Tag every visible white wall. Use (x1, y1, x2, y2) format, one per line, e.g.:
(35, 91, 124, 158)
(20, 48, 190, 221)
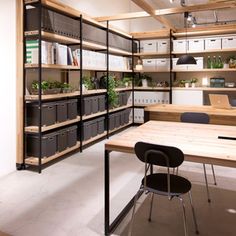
(0, 0, 16, 178)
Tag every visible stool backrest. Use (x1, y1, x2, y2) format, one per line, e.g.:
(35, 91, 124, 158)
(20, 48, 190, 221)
(180, 112, 209, 124)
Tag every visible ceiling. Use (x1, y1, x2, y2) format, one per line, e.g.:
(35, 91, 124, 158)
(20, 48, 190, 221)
(132, 0, 236, 29)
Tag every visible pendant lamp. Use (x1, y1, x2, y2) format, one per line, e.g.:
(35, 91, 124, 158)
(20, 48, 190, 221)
(135, 59, 143, 71)
(176, 12, 196, 65)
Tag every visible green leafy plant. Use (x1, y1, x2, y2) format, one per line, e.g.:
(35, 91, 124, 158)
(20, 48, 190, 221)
(191, 78, 198, 84)
(107, 75, 118, 108)
(82, 76, 94, 90)
(32, 80, 50, 90)
(61, 82, 71, 89)
(122, 77, 132, 87)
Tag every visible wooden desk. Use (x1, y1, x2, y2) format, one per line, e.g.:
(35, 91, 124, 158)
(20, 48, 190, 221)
(144, 104, 236, 126)
(104, 121, 236, 235)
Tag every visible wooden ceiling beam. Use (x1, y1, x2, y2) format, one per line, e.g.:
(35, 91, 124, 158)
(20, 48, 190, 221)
(131, 0, 175, 30)
(94, 1, 236, 22)
(130, 29, 171, 39)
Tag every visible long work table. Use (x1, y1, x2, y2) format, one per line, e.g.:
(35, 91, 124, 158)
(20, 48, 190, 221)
(144, 104, 236, 125)
(104, 121, 236, 235)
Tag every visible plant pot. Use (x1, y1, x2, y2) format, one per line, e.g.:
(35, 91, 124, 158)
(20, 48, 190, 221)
(185, 83, 190, 88)
(31, 88, 61, 95)
(191, 83, 196, 88)
(62, 88, 73, 93)
(142, 79, 148, 87)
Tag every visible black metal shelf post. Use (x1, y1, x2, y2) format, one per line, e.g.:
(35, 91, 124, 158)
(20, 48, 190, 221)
(106, 21, 110, 139)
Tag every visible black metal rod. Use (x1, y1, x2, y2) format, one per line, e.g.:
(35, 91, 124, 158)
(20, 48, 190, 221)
(131, 37, 135, 125)
(79, 15, 83, 152)
(104, 149, 110, 236)
(106, 21, 109, 139)
(38, 1, 43, 174)
(169, 30, 173, 104)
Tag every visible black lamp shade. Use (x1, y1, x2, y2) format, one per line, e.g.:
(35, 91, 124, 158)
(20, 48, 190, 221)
(176, 55, 197, 65)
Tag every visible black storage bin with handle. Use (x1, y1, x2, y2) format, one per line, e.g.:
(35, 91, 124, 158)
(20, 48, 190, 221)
(109, 113, 116, 131)
(26, 132, 57, 158)
(98, 95, 106, 112)
(83, 97, 92, 116)
(120, 111, 125, 126)
(67, 125, 77, 148)
(97, 117, 105, 134)
(91, 96, 99, 114)
(83, 121, 92, 141)
(27, 102, 57, 126)
(115, 112, 121, 128)
(67, 99, 78, 120)
(122, 92, 128, 106)
(57, 100, 68, 123)
(118, 93, 123, 106)
(57, 128, 68, 152)
(90, 119, 98, 137)
(124, 109, 131, 124)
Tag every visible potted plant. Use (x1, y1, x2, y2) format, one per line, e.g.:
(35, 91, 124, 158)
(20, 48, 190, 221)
(107, 75, 118, 108)
(227, 56, 236, 68)
(31, 80, 62, 95)
(122, 77, 132, 87)
(61, 82, 73, 93)
(190, 78, 198, 88)
(179, 80, 186, 87)
(82, 76, 95, 90)
(140, 74, 152, 87)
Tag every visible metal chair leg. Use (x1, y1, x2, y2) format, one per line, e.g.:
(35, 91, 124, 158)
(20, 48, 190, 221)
(203, 164, 211, 203)
(178, 196, 188, 236)
(188, 191, 199, 235)
(128, 189, 143, 236)
(176, 167, 179, 175)
(148, 192, 155, 222)
(211, 164, 217, 185)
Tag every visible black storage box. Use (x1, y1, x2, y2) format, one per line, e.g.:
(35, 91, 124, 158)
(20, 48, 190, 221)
(124, 109, 131, 124)
(90, 120, 98, 137)
(98, 95, 106, 112)
(122, 92, 128, 106)
(57, 100, 68, 123)
(57, 129, 67, 152)
(67, 99, 78, 120)
(27, 102, 57, 126)
(67, 125, 77, 148)
(91, 96, 99, 114)
(83, 121, 92, 141)
(115, 112, 121, 128)
(26, 132, 57, 158)
(97, 117, 105, 134)
(120, 111, 125, 126)
(83, 97, 92, 116)
(109, 114, 116, 131)
(118, 93, 123, 106)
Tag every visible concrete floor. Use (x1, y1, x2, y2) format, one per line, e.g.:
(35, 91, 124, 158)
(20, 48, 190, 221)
(0, 129, 235, 236)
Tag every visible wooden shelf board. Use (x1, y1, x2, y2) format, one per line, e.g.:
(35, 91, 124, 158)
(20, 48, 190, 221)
(82, 132, 107, 146)
(82, 89, 107, 95)
(134, 52, 169, 56)
(172, 48, 236, 54)
(109, 104, 132, 113)
(25, 64, 80, 70)
(82, 111, 107, 121)
(25, 31, 81, 44)
(172, 68, 236, 72)
(82, 66, 107, 71)
(25, 117, 80, 133)
(134, 104, 148, 107)
(25, 91, 80, 101)
(134, 69, 170, 73)
(25, 142, 80, 166)
(115, 87, 132, 92)
(83, 41, 107, 50)
(109, 68, 133, 72)
(109, 122, 132, 134)
(109, 47, 132, 56)
(134, 87, 170, 91)
(173, 87, 236, 91)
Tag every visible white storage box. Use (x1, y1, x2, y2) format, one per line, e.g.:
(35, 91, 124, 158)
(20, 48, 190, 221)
(157, 39, 170, 53)
(222, 36, 236, 49)
(143, 59, 156, 70)
(188, 39, 204, 52)
(134, 108, 144, 123)
(205, 37, 221, 50)
(156, 58, 170, 70)
(187, 57, 204, 70)
(173, 40, 187, 52)
(172, 58, 188, 71)
(141, 40, 157, 52)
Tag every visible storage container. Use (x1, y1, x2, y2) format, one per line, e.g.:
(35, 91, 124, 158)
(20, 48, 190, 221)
(97, 117, 105, 134)
(90, 120, 98, 137)
(115, 112, 121, 128)
(67, 99, 78, 120)
(83, 97, 92, 116)
(91, 96, 99, 114)
(188, 39, 204, 52)
(118, 93, 123, 106)
(156, 58, 170, 70)
(98, 95, 106, 112)
(205, 37, 221, 50)
(187, 57, 204, 70)
(124, 109, 131, 124)
(67, 125, 77, 147)
(27, 102, 57, 126)
(141, 40, 157, 52)
(26, 132, 57, 158)
(157, 40, 170, 53)
(109, 114, 116, 131)
(143, 59, 156, 70)
(122, 92, 128, 106)
(222, 36, 236, 49)
(173, 40, 187, 52)
(57, 128, 67, 152)
(82, 121, 92, 141)
(120, 111, 125, 126)
(56, 100, 68, 123)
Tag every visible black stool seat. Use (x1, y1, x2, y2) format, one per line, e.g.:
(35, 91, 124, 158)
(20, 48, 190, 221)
(141, 173, 192, 196)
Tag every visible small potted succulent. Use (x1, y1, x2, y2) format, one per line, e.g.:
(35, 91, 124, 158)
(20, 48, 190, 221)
(122, 77, 132, 87)
(61, 82, 73, 93)
(82, 76, 95, 90)
(227, 56, 236, 68)
(190, 78, 198, 88)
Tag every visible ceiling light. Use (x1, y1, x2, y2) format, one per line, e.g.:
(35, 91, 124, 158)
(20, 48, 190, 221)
(187, 15, 192, 22)
(192, 23, 196, 28)
(135, 59, 143, 71)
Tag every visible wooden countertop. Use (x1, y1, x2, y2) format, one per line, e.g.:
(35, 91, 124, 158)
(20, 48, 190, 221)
(105, 121, 236, 168)
(144, 104, 236, 116)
